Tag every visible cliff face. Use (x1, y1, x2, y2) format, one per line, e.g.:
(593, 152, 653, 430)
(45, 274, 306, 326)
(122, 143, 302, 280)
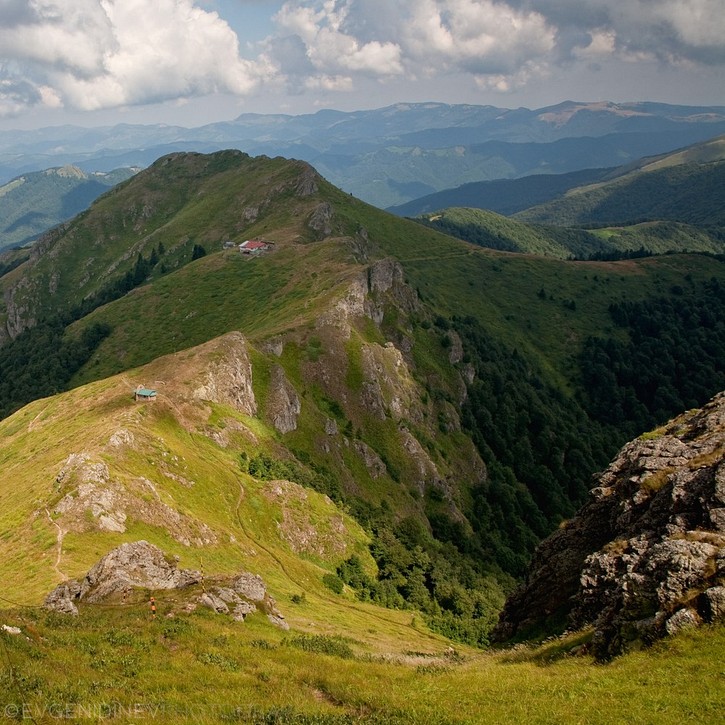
(494, 391, 725, 658)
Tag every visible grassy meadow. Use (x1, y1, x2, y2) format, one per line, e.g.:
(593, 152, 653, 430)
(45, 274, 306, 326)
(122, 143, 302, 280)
(1, 602, 723, 724)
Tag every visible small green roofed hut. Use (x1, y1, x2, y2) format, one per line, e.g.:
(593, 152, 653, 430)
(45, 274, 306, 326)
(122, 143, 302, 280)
(134, 385, 157, 402)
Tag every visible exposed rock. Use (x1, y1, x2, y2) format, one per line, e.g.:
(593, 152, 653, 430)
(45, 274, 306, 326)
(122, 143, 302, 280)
(493, 391, 725, 659)
(232, 572, 267, 602)
(200, 591, 229, 614)
(43, 541, 287, 627)
(108, 429, 135, 448)
(263, 479, 349, 558)
(266, 365, 300, 434)
(53, 466, 217, 546)
(308, 202, 334, 238)
(447, 331, 464, 364)
(325, 418, 338, 435)
(295, 165, 319, 197)
(1, 625, 22, 635)
(353, 440, 387, 479)
(193, 332, 257, 416)
(44, 541, 201, 614)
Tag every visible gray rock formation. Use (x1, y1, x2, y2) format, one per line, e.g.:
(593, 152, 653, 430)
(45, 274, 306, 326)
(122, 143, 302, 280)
(198, 573, 288, 628)
(493, 391, 725, 659)
(193, 332, 257, 416)
(43, 540, 288, 628)
(266, 365, 301, 434)
(44, 541, 201, 614)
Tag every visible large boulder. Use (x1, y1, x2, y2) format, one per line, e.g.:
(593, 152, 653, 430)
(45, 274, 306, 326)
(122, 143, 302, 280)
(493, 391, 725, 658)
(44, 541, 201, 615)
(43, 541, 287, 628)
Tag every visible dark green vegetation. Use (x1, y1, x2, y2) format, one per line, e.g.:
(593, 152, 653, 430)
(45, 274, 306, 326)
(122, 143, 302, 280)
(516, 156, 725, 228)
(407, 136, 725, 259)
(0, 165, 137, 251)
(1, 150, 724, 650)
(388, 167, 614, 217)
(414, 207, 608, 259)
(417, 207, 725, 259)
(579, 277, 725, 438)
(0, 320, 110, 419)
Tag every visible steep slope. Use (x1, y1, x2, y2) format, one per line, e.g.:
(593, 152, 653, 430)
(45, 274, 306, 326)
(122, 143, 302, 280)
(0, 330, 393, 604)
(412, 208, 725, 259)
(515, 136, 725, 227)
(411, 208, 605, 259)
(494, 391, 725, 658)
(386, 167, 613, 217)
(2, 150, 725, 647)
(0, 165, 137, 251)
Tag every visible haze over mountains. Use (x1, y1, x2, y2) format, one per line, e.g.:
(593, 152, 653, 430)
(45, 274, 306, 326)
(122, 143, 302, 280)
(2, 100, 725, 209)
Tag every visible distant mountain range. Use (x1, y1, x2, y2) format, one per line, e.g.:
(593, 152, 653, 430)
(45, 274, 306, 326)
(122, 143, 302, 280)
(0, 165, 138, 250)
(2, 100, 725, 208)
(405, 136, 725, 259)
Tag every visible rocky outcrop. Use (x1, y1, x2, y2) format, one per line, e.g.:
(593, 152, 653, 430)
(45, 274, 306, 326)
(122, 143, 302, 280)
(199, 572, 289, 629)
(493, 391, 725, 658)
(266, 365, 301, 434)
(193, 332, 257, 416)
(44, 541, 288, 628)
(308, 202, 334, 238)
(45, 541, 201, 615)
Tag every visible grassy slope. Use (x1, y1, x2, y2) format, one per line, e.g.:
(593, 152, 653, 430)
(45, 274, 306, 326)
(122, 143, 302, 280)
(415, 208, 725, 259)
(515, 159, 725, 227)
(60, 172, 725, 399)
(1, 603, 722, 723)
(0, 334, 462, 661)
(0, 151, 323, 329)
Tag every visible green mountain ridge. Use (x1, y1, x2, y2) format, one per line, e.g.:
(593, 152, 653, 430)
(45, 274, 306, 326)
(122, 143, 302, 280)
(414, 207, 725, 259)
(1, 150, 724, 654)
(0, 164, 138, 252)
(514, 135, 725, 227)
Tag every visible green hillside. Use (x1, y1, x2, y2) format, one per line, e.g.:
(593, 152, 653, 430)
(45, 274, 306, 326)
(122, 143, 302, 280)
(515, 149, 725, 227)
(413, 207, 725, 259)
(0, 165, 137, 251)
(1, 150, 724, 660)
(1, 603, 722, 723)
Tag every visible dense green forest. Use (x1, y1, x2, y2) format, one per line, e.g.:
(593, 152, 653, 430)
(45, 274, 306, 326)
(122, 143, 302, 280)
(516, 161, 725, 227)
(0, 320, 111, 419)
(0, 243, 171, 419)
(578, 276, 725, 438)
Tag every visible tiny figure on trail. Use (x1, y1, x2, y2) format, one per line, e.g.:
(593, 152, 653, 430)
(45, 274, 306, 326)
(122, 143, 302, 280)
(150, 596, 157, 619)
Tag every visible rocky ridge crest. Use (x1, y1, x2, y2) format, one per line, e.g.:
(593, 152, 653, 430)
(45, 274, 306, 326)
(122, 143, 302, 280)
(493, 391, 725, 658)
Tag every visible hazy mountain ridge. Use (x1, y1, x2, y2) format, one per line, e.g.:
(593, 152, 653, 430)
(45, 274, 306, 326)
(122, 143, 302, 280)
(2, 101, 724, 208)
(400, 136, 725, 258)
(0, 164, 138, 251)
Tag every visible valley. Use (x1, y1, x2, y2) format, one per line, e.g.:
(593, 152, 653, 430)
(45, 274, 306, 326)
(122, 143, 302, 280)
(0, 114, 723, 723)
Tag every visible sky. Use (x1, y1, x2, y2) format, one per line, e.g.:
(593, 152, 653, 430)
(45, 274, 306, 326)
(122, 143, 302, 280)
(0, 0, 724, 130)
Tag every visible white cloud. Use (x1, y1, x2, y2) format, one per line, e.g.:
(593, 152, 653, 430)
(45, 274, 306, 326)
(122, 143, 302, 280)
(269, 0, 556, 93)
(1, 0, 724, 119)
(0, 0, 269, 116)
(518, 0, 725, 65)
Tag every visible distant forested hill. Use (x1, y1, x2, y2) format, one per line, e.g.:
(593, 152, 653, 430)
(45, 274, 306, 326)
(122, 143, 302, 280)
(0, 165, 137, 250)
(515, 159, 725, 228)
(387, 167, 614, 217)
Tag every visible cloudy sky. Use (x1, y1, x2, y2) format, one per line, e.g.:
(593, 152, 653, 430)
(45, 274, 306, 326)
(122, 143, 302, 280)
(1, 0, 724, 129)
